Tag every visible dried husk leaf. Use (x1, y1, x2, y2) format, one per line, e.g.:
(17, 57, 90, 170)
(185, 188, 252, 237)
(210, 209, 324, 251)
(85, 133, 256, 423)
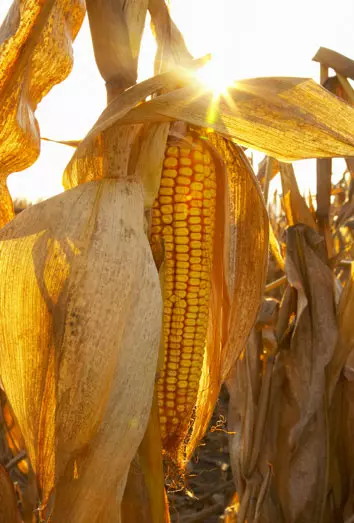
(148, 0, 193, 74)
(272, 224, 338, 522)
(185, 137, 268, 463)
(328, 263, 354, 398)
(0, 464, 21, 523)
(280, 163, 317, 230)
(0, 179, 162, 522)
(0, 0, 85, 177)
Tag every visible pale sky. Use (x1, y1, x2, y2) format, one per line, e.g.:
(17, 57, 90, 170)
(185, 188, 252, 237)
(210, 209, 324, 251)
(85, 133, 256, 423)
(1, 0, 353, 202)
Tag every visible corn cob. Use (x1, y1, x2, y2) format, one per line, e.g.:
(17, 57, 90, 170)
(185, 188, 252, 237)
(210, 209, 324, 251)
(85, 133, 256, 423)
(150, 135, 217, 449)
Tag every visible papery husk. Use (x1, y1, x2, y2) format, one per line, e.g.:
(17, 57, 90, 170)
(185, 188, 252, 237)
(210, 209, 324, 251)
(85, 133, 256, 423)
(0, 464, 22, 523)
(271, 224, 337, 523)
(0, 0, 85, 177)
(184, 135, 268, 464)
(0, 178, 162, 522)
(0, 0, 85, 227)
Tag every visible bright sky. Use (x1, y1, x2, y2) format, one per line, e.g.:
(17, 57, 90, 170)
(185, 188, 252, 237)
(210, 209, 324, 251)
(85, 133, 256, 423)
(1, 0, 353, 202)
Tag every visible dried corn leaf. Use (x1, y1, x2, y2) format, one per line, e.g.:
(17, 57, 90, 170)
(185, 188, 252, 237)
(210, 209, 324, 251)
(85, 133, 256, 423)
(328, 263, 354, 398)
(280, 163, 318, 230)
(0, 0, 85, 178)
(65, 76, 354, 191)
(273, 224, 337, 522)
(116, 77, 354, 160)
(0, 179, 162, 522)
(0, 465, 21, 523)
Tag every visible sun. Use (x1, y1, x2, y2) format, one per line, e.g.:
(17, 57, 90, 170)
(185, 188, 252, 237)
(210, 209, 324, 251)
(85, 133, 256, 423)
(195, 59, 237, 96)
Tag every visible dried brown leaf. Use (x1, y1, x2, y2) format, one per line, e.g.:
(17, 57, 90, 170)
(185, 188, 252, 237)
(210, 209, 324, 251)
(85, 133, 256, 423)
(280, 163, 317, 230)
(0, 465, 21, 523)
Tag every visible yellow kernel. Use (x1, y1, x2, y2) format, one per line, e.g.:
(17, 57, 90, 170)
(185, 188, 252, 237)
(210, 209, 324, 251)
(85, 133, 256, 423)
(190, 241, 202, 249)
(178, 381, 188, 388)
(188, 298, 199, 306)
(161, 178, 175, 188)
(191, 182, 203, 191)
(164, 244, 173, 252)
(175, 236, 189, 246)
(175, 194, 189, 203)
(152, 218, 161, 227)
(176, 268, 188, 275)
(191, 249, 202, 257)
(203, 199, 212, 208)
(175, 203, 189, 214)
(164, 235, 173, 243)
(180, 157, 192, 166)
(190, 208, 202, 216)
(202, 208, 212, 216)
(170, 336, 182, 343)
(170, 328, 183, 336)
(193, 151, 204, 162)
(164, 157, 178, 168)
(190, 191, 203, 200)
(180, 360, 191, 368)
(176, 274, 188, 283)
(183, 333, 194, 339)
(160, 204, 173, 215)
(181, 352, 192, 360)
(166, 385, 176, 392)
(175, 290, 187, 298)
(176, 176, 191, 185)
(170, 350, 181, 356)
(163, 169, 178, 178)
(191, 264, 202, 271)
(204, 189, 213, 199)
(179, 167, 193, 177)
(180, 147, 191, 156)
(194, 173, 205, 182)
(188, 306, 198, 314)
(176, 299, 187, 308)
(175, 186, 189, 195)
(177, 261, 189, 269)
(189, 216, 201, 224)
(186, 312, 197, 319)
(166, 146, 179, 157)
(176, 282, 187, 290)
(176, 245, 189, 253)
(182, 338, 194, 345)
(164, 226, 173, 235)
(184, 326, 195, 333)
(176, 405, 185, 412)
(151, 225, 162, 234)
(159, 196, 172, 204)
(195, 164, 205, 174)
(160, 416, 167, 424)
(204, 152, 211, 164)
(185, 319, 196, 326)
(169, 343, 180, 350)
(166, 409, 176, 417)
(174, 213, 188, 221)
(176, 253, 189, 261)
(189, 271, 201, 279)
(190, 200, 202, 208)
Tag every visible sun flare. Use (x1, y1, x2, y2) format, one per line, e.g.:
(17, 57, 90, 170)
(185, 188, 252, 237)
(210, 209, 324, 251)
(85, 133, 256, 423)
(195, 59, 237, 96)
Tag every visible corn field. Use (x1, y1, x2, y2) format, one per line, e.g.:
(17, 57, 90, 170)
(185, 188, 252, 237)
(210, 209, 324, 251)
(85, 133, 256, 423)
(1, 1, 354, 522)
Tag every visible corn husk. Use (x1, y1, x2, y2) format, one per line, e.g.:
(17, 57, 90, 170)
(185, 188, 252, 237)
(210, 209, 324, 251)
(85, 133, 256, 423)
(0, 178, 162, 521)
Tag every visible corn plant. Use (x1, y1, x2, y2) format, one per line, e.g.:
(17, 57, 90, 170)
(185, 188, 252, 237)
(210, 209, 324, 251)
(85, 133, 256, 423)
(1, 1, 354, 522)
